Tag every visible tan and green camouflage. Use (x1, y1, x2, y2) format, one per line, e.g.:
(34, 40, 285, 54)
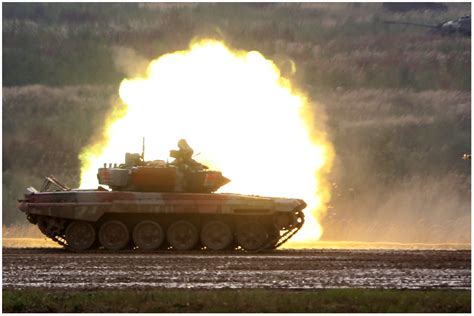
(17, 142, 306, 251)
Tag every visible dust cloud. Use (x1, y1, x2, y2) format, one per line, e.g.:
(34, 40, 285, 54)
(324, 154, 470, 244)
(112, 46, 149, 78)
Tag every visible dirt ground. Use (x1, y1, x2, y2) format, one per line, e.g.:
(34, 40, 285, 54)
(3, 248, 470, 290)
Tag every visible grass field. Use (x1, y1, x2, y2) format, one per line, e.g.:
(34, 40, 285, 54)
(3, 288, 470, 313)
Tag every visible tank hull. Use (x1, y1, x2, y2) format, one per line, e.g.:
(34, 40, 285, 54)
(19, 190, 306, 252)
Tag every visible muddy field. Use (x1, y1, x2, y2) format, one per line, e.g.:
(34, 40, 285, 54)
(3, 248, 470, 290)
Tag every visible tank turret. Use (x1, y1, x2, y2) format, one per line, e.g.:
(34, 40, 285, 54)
(97, 139, 230, 193)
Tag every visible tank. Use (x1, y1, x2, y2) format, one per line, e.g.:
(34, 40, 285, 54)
(18, 140, 306, 252)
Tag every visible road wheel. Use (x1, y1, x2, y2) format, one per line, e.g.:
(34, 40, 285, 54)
(133, 220, 164, 251)
(236, 221, 269, 251)
(201, 220, 233, 251)
(166, 220, 199, 250)
(65, 221, 96, 251)
(98, 220, 130, 250)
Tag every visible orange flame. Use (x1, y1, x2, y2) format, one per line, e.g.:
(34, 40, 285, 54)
(79, 39, 334, 242)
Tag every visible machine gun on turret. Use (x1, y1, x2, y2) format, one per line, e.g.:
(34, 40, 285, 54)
(169, 139, 209, 171)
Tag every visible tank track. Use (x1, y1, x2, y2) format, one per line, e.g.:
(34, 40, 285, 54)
(32, 211, 305, 252)
(31, 215, 68, 248)
(254, 210, 305, 251)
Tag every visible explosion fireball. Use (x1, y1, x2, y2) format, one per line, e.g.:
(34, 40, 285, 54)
(79, 39, 334, 242)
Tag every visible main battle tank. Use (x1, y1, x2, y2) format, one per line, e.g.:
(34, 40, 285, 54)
(18, 140, 306, 252)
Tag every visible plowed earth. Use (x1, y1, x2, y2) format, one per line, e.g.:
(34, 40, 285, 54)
(2, 248, 470, 290)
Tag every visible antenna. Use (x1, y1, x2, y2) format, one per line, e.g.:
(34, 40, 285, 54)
(141, 137, 145, 160)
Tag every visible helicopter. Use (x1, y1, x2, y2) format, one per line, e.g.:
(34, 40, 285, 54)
(384, 15, 471, 37)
